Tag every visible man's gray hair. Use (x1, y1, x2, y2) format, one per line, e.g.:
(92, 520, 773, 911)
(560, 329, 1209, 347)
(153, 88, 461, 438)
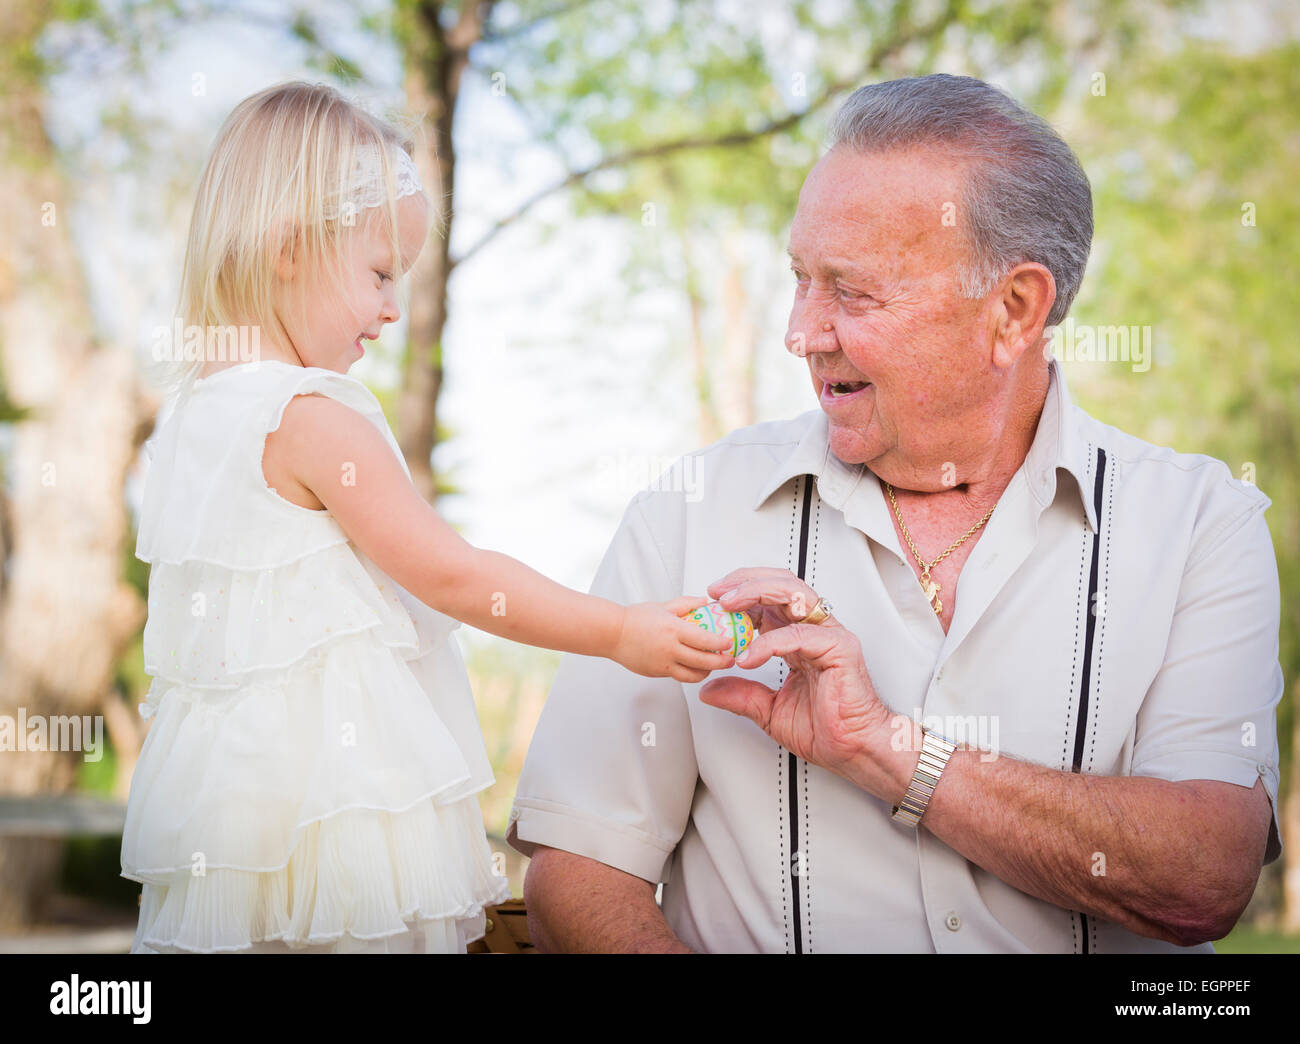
(828, 74, 1093, 327)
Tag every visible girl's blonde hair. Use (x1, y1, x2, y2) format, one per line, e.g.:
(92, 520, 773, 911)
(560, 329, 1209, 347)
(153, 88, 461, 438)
(149, 81, 429, 400)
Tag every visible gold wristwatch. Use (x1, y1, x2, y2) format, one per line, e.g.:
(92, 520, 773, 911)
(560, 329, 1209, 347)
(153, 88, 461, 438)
(891, 728, 957, 828)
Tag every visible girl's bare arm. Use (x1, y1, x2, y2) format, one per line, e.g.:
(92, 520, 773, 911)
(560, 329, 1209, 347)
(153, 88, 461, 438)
(265, 393, 735, 678)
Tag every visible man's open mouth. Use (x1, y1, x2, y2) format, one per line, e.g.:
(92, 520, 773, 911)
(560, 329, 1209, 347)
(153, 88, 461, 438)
(823, 380, 872, 400)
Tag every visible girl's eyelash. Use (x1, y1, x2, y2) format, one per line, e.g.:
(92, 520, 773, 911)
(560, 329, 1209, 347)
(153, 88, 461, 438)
(376, 271, 392, 282)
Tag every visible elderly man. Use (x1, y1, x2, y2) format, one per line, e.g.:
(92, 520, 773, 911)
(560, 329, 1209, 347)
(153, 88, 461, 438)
(505, 74, 1283, 953)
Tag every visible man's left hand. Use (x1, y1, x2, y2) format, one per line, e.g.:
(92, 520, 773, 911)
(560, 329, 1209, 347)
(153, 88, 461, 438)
(701, 567, 915, 801)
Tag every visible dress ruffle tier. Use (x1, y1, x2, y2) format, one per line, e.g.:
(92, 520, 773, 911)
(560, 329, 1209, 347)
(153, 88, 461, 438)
(124, 362, 511, 953)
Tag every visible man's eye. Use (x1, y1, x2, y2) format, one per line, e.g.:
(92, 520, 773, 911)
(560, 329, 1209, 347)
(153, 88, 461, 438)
(838, 286, 869, 301)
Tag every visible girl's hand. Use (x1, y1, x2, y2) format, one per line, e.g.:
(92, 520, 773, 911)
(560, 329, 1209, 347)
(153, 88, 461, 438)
(612, 597, 740, 682)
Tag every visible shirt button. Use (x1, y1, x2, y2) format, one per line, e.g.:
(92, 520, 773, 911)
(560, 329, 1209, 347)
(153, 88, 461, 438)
(945, 912, 962, 932)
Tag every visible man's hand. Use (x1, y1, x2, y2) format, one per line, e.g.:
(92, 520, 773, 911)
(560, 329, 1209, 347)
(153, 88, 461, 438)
(701, 567, 911, 801)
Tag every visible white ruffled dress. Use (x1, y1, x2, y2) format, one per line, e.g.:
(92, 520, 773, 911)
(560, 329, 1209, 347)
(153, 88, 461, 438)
(122, 360, 512, 953)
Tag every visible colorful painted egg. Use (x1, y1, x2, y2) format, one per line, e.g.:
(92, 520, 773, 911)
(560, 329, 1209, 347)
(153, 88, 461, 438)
(683, 601, 754, 657)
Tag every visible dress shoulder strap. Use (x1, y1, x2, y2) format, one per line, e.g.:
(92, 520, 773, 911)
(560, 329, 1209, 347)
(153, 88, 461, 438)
(256, 363, 413, 483)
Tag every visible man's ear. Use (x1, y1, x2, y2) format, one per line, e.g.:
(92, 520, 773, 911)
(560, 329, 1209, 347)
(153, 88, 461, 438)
(991, 262, 1055, 369)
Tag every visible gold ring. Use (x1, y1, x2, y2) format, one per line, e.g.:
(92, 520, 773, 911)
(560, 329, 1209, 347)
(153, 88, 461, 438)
(800, 597, 832, 625)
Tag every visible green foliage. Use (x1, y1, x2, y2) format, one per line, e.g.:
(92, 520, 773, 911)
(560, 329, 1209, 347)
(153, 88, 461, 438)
(0, 370, 33, 423)
(292, 11, 364, 83)
(59, 834, 141, 909)
(75, 736, 117, 795)
(1215, 923, 1300, 954)
(115, 635, 149, 712)
(462, 0, 1180, 340)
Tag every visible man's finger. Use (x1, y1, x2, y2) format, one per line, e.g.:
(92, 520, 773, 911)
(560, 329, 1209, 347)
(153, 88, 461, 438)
(707, 567, 799, 598)
(698, 676, 776, 726)
(717, 579, 821, 622)
(735, 623, 843, 670)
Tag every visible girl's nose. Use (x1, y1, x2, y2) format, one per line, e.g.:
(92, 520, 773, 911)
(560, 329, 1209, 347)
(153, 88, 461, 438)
(379, 288, 400, 324)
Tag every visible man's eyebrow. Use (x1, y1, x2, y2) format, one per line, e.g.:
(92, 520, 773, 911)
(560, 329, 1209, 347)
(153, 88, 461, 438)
(786, 249, 875, 282)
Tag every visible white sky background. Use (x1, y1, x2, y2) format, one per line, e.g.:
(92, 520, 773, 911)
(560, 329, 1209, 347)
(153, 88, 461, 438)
(39, 0, 1292, 659)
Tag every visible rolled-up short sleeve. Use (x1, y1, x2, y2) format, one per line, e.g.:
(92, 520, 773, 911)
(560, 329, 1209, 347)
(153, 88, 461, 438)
(1130, 503, 1284, 864)
(506, 495, 699, 884)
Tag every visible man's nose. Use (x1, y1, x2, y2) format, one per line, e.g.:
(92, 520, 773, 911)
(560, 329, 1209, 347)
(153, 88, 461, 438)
(785, 294, 838, 359)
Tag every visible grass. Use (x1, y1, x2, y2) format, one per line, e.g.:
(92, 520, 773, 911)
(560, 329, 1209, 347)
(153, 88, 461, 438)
(1214, 924, 1300, 953)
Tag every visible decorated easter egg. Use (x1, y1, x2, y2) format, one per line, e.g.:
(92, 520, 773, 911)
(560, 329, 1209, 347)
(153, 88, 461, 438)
(683, 601, 754, 657)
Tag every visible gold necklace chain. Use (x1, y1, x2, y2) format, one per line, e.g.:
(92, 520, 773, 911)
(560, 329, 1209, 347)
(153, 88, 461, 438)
(884, 481, 997, 617)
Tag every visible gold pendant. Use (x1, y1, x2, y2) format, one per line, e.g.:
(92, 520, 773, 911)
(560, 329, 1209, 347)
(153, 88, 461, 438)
(921, 574, 942, 615)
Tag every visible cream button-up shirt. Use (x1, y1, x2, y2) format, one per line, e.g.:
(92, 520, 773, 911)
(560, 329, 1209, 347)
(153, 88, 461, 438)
(507, 358, 1284, 953)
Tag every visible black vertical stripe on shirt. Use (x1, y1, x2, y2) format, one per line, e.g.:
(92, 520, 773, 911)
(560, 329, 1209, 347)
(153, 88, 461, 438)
(788, 474, 814, 955)
(1073, 446, 1108, 954)
(788, 749, 802, 955)
(1073, 448, 1108, 774)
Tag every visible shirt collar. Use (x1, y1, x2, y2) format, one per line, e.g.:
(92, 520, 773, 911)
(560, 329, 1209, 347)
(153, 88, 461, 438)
(750, 357, 1098, 531)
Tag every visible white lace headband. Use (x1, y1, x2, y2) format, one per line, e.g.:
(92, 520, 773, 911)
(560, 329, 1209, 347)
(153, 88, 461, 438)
(325, 143, 424, 222)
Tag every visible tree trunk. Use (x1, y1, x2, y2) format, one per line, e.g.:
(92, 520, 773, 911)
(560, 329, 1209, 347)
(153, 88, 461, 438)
(0, 0, 149, 928)
(398, 0, 494, 502)
(683, 239, 721, 447)
(719, 229, 759, 433)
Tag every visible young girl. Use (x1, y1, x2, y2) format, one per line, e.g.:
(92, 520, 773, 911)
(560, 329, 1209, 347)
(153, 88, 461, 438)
(122, 81, 737, 954)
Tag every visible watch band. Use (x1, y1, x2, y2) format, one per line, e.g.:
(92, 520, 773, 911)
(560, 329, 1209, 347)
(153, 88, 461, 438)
(891, 728, 958, 828)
